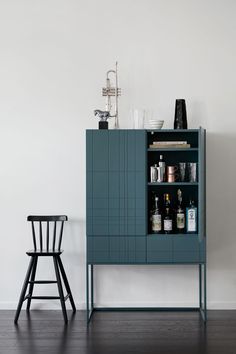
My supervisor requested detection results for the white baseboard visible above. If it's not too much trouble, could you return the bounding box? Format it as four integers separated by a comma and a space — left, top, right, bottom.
1, 301, 236, 310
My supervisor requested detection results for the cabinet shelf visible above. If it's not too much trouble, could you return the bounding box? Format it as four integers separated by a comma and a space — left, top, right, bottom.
148, 182, 198, 186
147, 233, 198, 237
148, 148, 198, 152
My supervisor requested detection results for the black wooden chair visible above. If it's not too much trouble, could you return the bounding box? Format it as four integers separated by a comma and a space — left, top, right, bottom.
14, 215, 76, 324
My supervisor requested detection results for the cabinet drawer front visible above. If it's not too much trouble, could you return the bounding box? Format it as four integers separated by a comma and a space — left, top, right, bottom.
148, 251, 172, 263
173, 235, 199, 263
109, 237, 146, 264
147, 236, 172, 263
88, 237, 109, 264
173, 235, 199, 252
173, 252, 199, 263
147, 236, 172, 251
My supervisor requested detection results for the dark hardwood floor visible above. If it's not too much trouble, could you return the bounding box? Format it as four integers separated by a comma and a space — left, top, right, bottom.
0, 310, 236, 354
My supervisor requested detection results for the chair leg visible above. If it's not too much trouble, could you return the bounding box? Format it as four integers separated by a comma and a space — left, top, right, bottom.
26, 256, 38, 311
53, 256, 68, 324
57, 256, 76, 313
14, 256, 35, 324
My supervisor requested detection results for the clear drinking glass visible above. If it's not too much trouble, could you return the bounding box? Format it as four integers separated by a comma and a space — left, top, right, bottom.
179, 162, 187, 182
131, 109, 145, 129
188, 162, 197, 182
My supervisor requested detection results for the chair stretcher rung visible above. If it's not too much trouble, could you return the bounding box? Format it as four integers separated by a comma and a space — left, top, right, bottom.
24, 295, 60, 300
28, 280, 57, 284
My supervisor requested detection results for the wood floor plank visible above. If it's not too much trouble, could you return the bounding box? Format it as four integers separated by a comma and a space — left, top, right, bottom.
0, 310, 236, 354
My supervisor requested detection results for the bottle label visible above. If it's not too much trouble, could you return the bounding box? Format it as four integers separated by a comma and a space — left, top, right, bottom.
187, 208, 197, 232
164, 219, 172, 231
177, 213, 185, 229
152, 215, 162, 232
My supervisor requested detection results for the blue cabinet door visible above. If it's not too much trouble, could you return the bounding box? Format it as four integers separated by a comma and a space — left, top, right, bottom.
86, 130, 146, 264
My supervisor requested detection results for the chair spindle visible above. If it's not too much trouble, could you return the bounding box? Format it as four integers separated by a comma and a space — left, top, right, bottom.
53, 221, 57, 250
39, 221, 43, 251
31, 222, 36, 251
46, 221, 49, 251
58, 221, 64, 251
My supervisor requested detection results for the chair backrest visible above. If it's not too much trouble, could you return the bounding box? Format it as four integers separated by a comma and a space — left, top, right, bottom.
27, 215, 68, 251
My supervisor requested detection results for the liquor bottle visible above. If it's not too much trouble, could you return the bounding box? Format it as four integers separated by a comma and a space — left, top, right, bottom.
163, 193, 173, 234
159, 155, 166, 182
151, 196, 162, 233
186, 199, 197, 233
176, 189, 185, 233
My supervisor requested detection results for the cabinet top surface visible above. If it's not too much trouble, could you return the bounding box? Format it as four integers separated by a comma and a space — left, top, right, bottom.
86, 128, 204, 132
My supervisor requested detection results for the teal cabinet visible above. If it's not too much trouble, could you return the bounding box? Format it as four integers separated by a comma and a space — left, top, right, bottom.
86, 128, 207, 322
86, 128, 206, 266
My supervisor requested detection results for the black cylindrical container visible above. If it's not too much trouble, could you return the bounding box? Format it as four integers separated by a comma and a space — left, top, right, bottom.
174, 99, 188, 129
99, 121, 108, 129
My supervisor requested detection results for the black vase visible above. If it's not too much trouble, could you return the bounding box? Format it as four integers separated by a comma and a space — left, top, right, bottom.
174, 99, 188, 129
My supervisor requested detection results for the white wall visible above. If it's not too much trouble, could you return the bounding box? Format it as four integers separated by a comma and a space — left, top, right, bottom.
0, 0, 236, 310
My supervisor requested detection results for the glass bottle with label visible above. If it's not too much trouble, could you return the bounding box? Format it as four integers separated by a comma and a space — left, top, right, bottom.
151, 196, 162, 233
176, 189, 185, 233
186, 200, 197, 233
163, 193, 173, 234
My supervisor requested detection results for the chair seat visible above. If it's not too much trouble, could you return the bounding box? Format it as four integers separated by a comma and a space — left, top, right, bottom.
26, 249, 64, 256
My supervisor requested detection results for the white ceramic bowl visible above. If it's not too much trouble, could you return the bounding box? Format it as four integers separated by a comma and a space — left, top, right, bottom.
148, 120, 164, 129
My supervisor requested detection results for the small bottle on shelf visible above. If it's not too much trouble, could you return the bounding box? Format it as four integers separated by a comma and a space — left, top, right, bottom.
163, 193, 173, 234
151, 195, 162, 233
176, 189, 185, 233
186, 199, 197, 233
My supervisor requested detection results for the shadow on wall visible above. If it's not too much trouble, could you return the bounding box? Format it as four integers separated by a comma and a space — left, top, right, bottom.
64, 217, 86, 306
207, 132, 236, 271
65, 218, 85, 264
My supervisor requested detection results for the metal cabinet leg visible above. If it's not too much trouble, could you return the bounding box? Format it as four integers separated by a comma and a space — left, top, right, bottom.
86, 264, 94, 323
203, 263, 207, 321
199, 264, 202, 309
199, 263, 207, 322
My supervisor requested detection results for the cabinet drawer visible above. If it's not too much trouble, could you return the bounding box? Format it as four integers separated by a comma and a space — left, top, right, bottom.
109, 237, 146, 264
173, 235, 199, 252
173, 235, 199, 263
173, 251, 199, 263
147, 236, 172, 263
87, 237, 109, 263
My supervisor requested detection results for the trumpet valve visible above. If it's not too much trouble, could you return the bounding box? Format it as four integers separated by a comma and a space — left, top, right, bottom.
102, 87, 121, 96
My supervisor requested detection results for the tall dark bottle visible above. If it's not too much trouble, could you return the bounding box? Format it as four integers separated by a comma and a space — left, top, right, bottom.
163, 193, 173, 234
174, 99, 188, 129
176, 189, 185, 233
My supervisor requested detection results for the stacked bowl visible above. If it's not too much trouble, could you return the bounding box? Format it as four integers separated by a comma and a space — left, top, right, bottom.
147, 119, 164, 129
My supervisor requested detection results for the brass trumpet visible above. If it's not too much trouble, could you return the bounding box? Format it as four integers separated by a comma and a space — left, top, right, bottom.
102, 62, 121, 129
